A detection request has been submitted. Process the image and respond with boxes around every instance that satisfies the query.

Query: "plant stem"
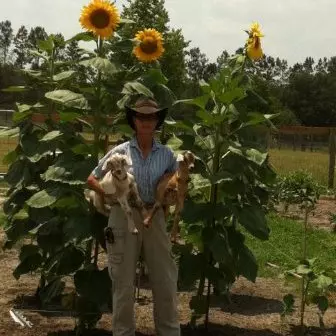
[300,201,309,334]
[86,38,104,268]
[303,201,308,259]
[93,239,99,268]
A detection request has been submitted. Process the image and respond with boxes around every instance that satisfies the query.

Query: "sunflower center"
[90,9,110,29]
[140,37,158,54]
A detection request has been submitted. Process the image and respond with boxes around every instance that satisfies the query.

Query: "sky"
[1,0,336,66]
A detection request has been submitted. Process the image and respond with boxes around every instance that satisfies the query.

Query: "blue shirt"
[91,137,178,203]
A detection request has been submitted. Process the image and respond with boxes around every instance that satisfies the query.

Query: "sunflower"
[249,22,264,38]
[246,37,263,60]
[133,28,165,62]
[79,0,120,39]
[245,22,264,61]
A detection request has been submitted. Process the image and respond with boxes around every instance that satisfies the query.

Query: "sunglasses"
[134,113,158,121]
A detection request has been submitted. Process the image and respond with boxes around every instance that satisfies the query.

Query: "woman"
[87,97,180,336]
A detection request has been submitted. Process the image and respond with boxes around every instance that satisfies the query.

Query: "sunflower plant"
[1,0,174,332]
[167,23,277,329]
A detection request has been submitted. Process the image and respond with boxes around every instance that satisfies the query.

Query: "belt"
[109,201,154,209]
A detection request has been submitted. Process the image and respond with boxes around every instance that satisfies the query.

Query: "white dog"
[90,153,146,235]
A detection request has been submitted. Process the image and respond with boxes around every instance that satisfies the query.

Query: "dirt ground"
[1,197,336,335]
[276,197,336,232]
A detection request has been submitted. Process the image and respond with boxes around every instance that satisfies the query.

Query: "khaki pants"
[106,205,180,336]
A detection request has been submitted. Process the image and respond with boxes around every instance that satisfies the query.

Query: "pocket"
[106,229,125,280]
[106,217,126,280]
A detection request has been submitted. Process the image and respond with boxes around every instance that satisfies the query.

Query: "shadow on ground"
[10,294,111,317]
[180,323,282,336]
[210,293,283,316]
[290,325,336,336]
[47,324,282,336]
[47,329,150,336]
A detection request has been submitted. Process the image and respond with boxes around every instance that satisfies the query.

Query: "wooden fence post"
[328,128,336,189]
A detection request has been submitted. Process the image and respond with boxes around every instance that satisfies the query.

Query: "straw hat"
[125,97,168,130]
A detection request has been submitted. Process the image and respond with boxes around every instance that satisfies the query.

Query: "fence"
[269,126,336,188]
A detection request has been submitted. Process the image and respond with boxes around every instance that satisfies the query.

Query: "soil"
[276,197,336,232]
[1,197,336,335]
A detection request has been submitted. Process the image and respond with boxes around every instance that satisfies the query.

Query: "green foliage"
[170,54,278,327]
[275,170,335,333]
[1,17,176,331]
[274,170,323,212]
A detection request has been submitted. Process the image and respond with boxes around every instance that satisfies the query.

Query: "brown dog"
[143,150,195,242]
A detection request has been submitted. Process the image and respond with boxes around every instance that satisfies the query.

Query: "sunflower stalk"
[88,36,105,269]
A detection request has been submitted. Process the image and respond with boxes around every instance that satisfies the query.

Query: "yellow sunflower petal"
[249,21,264,38]
[246,37,263,61]
[133,28,165,63]
[79,0,120,39]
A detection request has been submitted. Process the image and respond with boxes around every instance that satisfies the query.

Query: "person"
[87,96,181,336]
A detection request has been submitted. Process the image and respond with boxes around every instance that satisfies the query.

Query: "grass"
[245,213,336,278]
[269,148,329,186]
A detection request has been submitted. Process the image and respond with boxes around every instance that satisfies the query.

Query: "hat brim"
[125,106,168,130]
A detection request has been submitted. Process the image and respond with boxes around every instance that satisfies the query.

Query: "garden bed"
[1,227,335,336]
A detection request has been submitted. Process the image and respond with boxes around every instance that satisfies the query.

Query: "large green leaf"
[65,32,95,44]
[13,252,43,279]
[20,133,54,162]
[42,153,96,185]
[40,130,63,142]
[166,135,183,151]
[238,244,258,282]
[219,88,246,105]
[19,244,40,261]
[142,68,168,86]
[228,145,268,167]
[113,39,134,51]
[36,216,64,252]
[2,150,19,165]
[38,278,65,304]
[80,57,117,75]
[189,295,208,317]
[190,174,211,190]
[237,204,269,240]
[38,37,54,53]
[240,112,280,129]
[174,95,210,110]
[316,295,329,314]
[74,268,112,306]
[63,216,92,242]
[313,274,333,291]
[53,70,76,82]
[26,188,66,208]
[50,245,85,276]
[45,90,89,110]
[210,234,231,264]
[4,217,38,249]
[121,81,153,97]
[176,246,203,290]
[59,111,81,122]
[5,158,31,187]
[2,86,28,92]
[0,127,20,138]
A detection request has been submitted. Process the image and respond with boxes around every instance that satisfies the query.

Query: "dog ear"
[102,158,113,172]
[176,153,184,162]
[121,156,132,166]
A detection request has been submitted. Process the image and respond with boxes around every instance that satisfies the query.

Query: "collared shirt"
[91,136,178,203]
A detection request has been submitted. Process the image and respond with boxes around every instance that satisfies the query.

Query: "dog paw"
[143,217,151,228]
[130,227,139,235]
